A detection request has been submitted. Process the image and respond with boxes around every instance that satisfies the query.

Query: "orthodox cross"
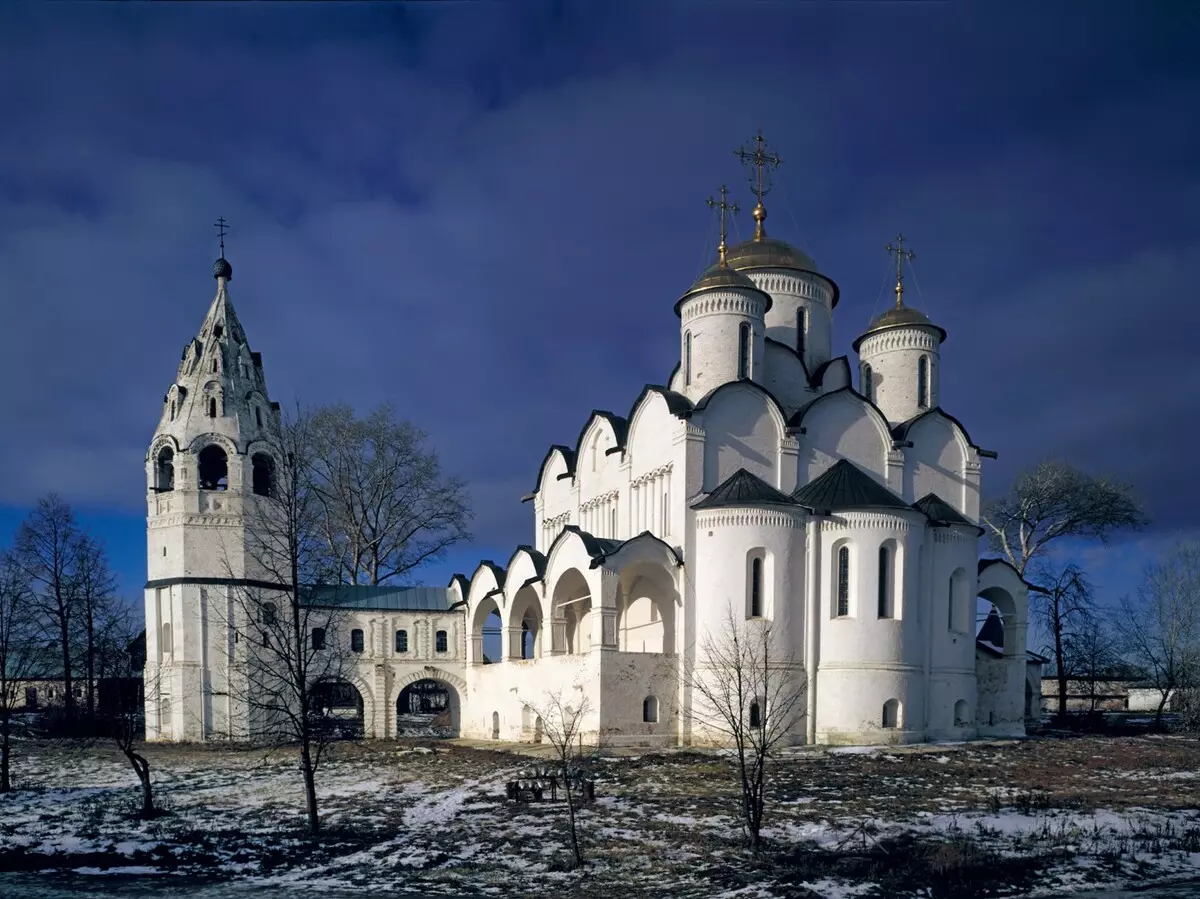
[706,185,739,266]
[885,234,915,307]
[733,130,782,239]
[214,216,230,259]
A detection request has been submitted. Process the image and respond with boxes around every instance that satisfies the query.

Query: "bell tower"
[143,228,282,742]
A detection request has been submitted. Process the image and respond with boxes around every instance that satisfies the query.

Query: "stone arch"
[882,698,901,729]
[954,699,970,726]
[197,444,229,491]
[551,567,592,655]
[507,584,544,660]
[309,675,373,740]
[154,445,175,492]
[471,594,503,664]
[617,563,677,653]
[393,668,465,738]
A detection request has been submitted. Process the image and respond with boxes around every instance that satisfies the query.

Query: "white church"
[143,136,1043,747]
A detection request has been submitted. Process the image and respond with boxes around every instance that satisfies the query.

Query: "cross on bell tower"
[733,130,782,240]
[706,185,739,267]
[885,234,915,308]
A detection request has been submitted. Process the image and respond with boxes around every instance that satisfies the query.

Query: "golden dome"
[675,262,771,317]
[852,303,947,351]
[725,236,818,273]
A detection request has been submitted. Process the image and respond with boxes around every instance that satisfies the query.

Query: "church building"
[143,135,1039,747]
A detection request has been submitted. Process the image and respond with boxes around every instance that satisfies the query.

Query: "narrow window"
[836,546,850,617]
[311,627,326,650]
[207,397,217,418]
[351,628,364,653]
[918,355,929,408]
[395,629,408,653]
[261,603,277,626]
[862,364,873,402]
[161,622,172,655]
[684,331,692,385]
[749,556,763,618]
[251,453,275,497]
[877,545,891,619]
[255,407,263,428]
[947,577,955,630]
[211,358,218,373]
[738,323,751,378]
[749,701,762,728]
[642,696,659,723]
[661,487,669,537]
[170,400,176,420]
[435,630,448,653]
[24,687,37,708]
[797,307,806,355]
[156,447,175,491]
[611,505,617,538]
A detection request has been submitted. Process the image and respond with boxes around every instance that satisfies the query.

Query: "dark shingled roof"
[693,468,799,510]
[913,492,982,534]
[791,459,911,513]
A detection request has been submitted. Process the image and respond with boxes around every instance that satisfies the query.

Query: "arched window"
[877,544,892,618]
[351,629,364,653]
[862,364,873,402]
[749,700,762,728]
[161,622,172,655]
[882,699,900,729]
[197,445,228,491]
[255,407,263,428]
[251,453,275,497]
[211,357,218,373]
[395,629,408,653]
[747,553,764,618]
[435,630,448,653]
[797,307,806,355]
[917,355,929,408]
[170,400,176,420]
[207,396,217,418]
[684,331,693,385]
[948,568,968,631]
[261,603,276,626]
[738,323,751,378]
[835,546,850,617]
[156,447,175,491]
[642,696,659,723]
[312,627,326,650]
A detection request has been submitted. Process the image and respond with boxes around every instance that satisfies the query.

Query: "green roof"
[302,585,455,612]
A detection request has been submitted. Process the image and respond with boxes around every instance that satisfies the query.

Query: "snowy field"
[1,735,1199,898]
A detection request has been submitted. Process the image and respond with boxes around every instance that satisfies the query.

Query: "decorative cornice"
[149,513,245,528]
[821,512,915,532]
[580,489,619,511]
[632,463,673,487]
[745,272,830,305]
[679,291,768,324]
[695,508,807,530]
[934,529,974,545]
[858,329,940,354]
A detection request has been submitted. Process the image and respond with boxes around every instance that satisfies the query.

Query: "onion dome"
[213,257,233,281]
[674,260,771,316]
[851,304,946,351]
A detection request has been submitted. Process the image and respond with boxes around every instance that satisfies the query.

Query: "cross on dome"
[885,234,915,308]
[212,216,233,281]
[733,130,782,240]
[706,185,739,267]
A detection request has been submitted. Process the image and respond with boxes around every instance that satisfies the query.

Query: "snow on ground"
[0,735,1199,897]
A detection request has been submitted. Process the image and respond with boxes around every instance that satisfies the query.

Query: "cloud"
[0,3,1196,558]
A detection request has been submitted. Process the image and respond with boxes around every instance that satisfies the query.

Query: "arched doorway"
[308,679,365,740]
[396,678,459,738]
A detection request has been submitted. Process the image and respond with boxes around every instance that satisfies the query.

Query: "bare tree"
[1031,563,1096,716]
[1115,542,1200,726]
[221,406,353,836]
[11,495,87,717]
[75,536,119,720]
[308,403,472,585]
[981,460,1148,579]
[0,554,38,792]
[521,686,594,868]
[1063,614,1119,714]
[100,617,157,817]
[684,605,806,851]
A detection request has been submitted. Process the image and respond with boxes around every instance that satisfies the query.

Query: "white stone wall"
[678,287,767,402]
[795,391,892,488]
[750,270,835,373]
[857,327,941,424]
[699,384,787,492]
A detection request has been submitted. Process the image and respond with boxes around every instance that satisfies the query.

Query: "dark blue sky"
[0,2,1197,612]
